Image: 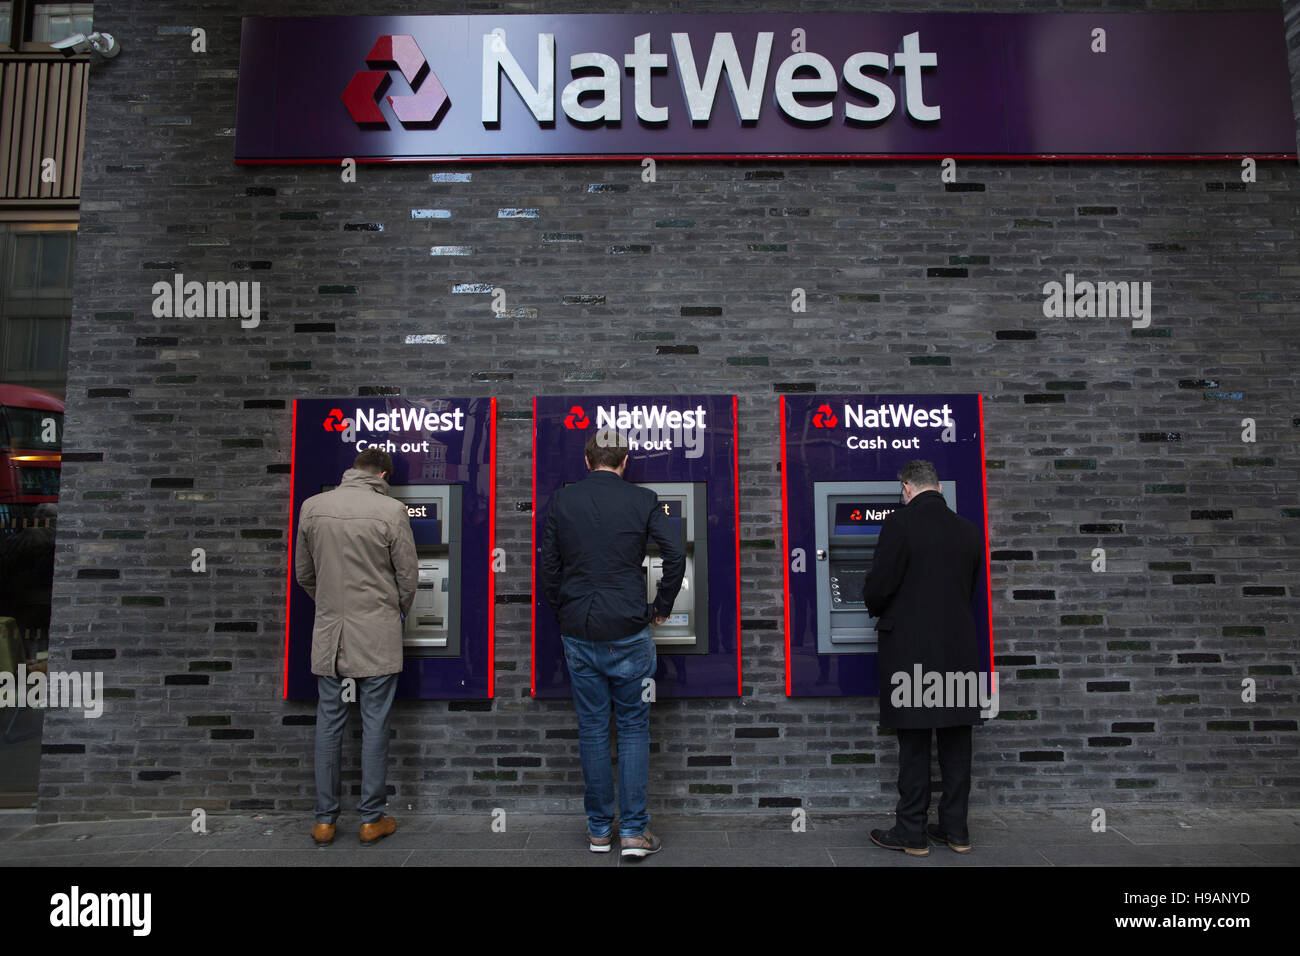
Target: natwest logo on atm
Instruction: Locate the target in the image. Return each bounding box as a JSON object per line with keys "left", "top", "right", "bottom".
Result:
{"left": 593, "top": 403, "right": 708, "bottom": 430}
{"left": 841, "top": 401, "right": 953, "bottom": 428}
{"left": 811, "top": 404, "right": 839, "bottom": 428}
{"left": 353, "top": 406, "right": 465, "bottom": 433}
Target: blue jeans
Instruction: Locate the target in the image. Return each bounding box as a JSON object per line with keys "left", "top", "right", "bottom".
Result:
{"left": 314, "top": 673, "right": 399, "bottom": 825}
{"left": 562, "top": 628, "right": 656, "bottom": 838}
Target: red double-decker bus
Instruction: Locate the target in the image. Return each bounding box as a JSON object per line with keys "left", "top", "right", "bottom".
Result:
{"left": 0, "top": 385, "right": 63, "bottom": 523}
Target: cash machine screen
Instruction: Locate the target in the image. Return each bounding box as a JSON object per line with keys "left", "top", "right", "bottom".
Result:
{"left": 406, "top": 502, "right": 442, "bottom": 547}
{"left": 833, "top": 501, "right": 899, "bottom": 536}
{"left": 653, "top": 498, "right": 686, "bottom": 550}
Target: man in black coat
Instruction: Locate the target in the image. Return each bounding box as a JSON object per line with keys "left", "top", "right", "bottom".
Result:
{"left": 862, "top": 459, "right": 984, "bottom": 856}
{"left": 540, "top": 428, "right": 684, "bottom": 859}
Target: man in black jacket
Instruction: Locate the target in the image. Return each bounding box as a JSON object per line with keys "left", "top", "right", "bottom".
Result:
{"left": 862, "top": 459, "right": 983, "bottom": 857}
{"left": 540, "top": 429, "right": 684, "bottom": 859}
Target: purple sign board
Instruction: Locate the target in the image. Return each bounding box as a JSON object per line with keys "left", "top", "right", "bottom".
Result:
{"left": 236, "top": 12, "right": 1296, "bottom": 163}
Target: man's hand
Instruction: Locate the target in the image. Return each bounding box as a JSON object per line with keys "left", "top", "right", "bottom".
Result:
{"left": 653, "top": 615, "right": 666, "bottom": 625}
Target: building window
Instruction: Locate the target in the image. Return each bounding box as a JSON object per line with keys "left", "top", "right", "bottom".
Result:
{"left": 29, "top": 3, "right": 91, "bottom": 44}
{"left": 0, "top": 226, "right": 75, "bottom": 397}
{"left": 0, "top": 4, "right": 13, "bottom": 49}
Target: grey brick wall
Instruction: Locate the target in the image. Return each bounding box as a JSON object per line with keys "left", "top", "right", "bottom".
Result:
{"left": 36, "top": 0, "right": 1300, "bottom": 821}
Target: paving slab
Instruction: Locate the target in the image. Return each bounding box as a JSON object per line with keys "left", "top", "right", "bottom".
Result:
{"left": 0, "top": 810, "right": 1294, "bottom": 866}
{"left": 828, "top": 845, "right": 1053, "bottom": 866}
{"left": 402, "top": 849, "right": 612, "bottom": 867}
{"left": 1111, "top": 825, "right": 1300, "bottom": 846}
{"left": 613, "top": 846, "right": 837, "bottom": 867}
{"left": 193, "top": 848, "right": 416, "bottom": 867}
{"left": 1036, "top": 843, "right": 1272, "bottom": 867}
{"left": 1237, "top": 844, "right": 1300, "bottom": 864}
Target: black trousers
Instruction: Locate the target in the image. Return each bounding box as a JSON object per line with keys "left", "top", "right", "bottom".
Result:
{"left": 894, "top": 725, "right": 972, "bottom": 845}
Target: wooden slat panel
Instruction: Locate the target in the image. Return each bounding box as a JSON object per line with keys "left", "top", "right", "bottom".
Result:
{"left": 17, "top": 62, "right": 38, "bottom": 197}
{"left": 70, "top": 61, "right": 85, "bottom": 200}
{"left": 32, "top": 59, "right": 51, "bottom": 198}
{"left": 0, "top": 63, "right": 23, "bottom": 196}
{"left": 0, "top": 64, "right": 12, "bottom": 196}
{"left": 53, "top": 63, "right": 70, "bottom": 199}
{"left": 0, "top": 59, "right": 86, "bottom": 203}
{"left": 41, "top": 62, "right": 62, "bottom": 198}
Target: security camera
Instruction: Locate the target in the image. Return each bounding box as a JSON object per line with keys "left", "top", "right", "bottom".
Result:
{"left": 50, "top": 31, "right": 119, "bottom": 59}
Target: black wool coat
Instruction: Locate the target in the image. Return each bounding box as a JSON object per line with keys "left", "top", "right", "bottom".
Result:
{"left": 862, "top": 489, "right": 984, "bottom": 728}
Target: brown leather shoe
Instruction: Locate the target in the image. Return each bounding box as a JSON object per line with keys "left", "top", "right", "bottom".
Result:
{"left": 359, "top": 815, "right": 397, "bottom": 846}
{"left": 311, "top": 823, "right": 335, "bottom": 846}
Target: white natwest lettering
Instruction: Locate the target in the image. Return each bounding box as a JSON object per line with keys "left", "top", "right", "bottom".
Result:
{"left": 595, "top": 405, "right": 708, "bottom": 430}
{"left": 843, "top": 403, "right": 953, "bottom": 429}
{"left": 353, "top": 407, "right": 466, "bottom": 433}
{"left": 482, "top": 31, "right": 939, "bottom": 128}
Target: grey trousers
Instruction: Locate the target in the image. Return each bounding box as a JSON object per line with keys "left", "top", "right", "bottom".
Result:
{"left": 314, "top": 673, "right": 399, "bottom": 825}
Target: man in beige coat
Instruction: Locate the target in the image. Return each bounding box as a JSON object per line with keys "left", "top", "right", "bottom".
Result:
{"left": 295, "top": 447, "right": 417, "bottom": 846}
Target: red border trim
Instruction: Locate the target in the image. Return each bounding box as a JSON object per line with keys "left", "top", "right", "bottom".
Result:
{"left": 530, "top": 395, "right": 538, "bottom": 698}
{"left": 283, "top": 399, "right": 298, "bottom": 699}
{"left": 779, "top": 395, "right": 792, "bottom": 697}
{"left": 237, "top": 152, "right": 1297, "bottom": 165}
{"left": 488, "top": 397, "right": 498, "bottom": 698}
{"left": 732, "top": 394, "right": 742, "bottom": 697}
{"left": 978, "top": 394, "right": 995, "bottom": 674}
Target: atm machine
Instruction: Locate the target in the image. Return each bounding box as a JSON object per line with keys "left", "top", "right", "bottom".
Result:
{"left": 531, "top": 393, "right": 741, "bottom": 698}
{"left": 780, "top": 393, "right": 991, "bottom": 697}
{"left": 390, "top": 484, "right": 462, "bottom": 658}
{"left": 813, "top": 480, "right": 955, "bottom": 654}
{"left": 639, "top": 481, "right": 708, "bottom": 655}
{"left": 285, "top": 396, "right": 496, "bottom": 700}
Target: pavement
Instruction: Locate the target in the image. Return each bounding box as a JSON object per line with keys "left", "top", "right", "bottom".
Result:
{"left": 0, "top": 807, "right": 1297, "bottom": 866}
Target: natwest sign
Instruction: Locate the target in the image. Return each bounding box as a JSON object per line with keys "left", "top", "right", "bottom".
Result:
{"left": 235, "top": 12, "right": 1296, "bottom": 163}
{"left": 354, "top": 406, "right": 465, "bottom": 433}
{"left": 593, "top": 403, "right": 708, "bottom": 431}
{"left": 479, "top": 30, "right": 938, "bottom": 127}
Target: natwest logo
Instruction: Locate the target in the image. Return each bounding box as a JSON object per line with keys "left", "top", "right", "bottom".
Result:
{"left": 594, "top": 404, "right": 707, "bottom": 430}
{"left": 843, "top": 402, "right": 953, "bottom": 429}
{"left": 812, "top": 404, "right": 838, "bottom": 428}
{"left": 342, "top": 34, "right": 450, "bottom": 128}
{"left": 564, "top": 406, "right": 590, "bottom": 429}
{"left": 322, "top": 408, "right": 350, "bottom": 432}
{"left": 354, "top": 406, "right": 465, "bottom": 433}
{"left": 483, "top": 31, "right": 939, "bottom": 128}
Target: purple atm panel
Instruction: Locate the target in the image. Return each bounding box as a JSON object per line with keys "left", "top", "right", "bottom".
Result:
{"left": 285, "top": 397, "right": 496, "bottom": 700}
{"left": 532, "top": 395, "right": 741, "bottom": 699}
{"left": 781, "top": 394, "right": 993, "bottom": 698}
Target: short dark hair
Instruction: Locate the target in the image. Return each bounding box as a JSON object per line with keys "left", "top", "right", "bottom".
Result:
{"left": 354, "top": 447, "right": 394, "bottom": 477}
{"left": 898, "top": 459, "right": 939, "bottom": 489}
{"left": 585, "top": 428, "right": 629, "bottom": 469}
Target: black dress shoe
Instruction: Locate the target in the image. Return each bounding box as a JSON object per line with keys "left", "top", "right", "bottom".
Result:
{"left": 870, "top": 827, "right": 929, "bottom": 857}
{"left": 926, "top": 823, "right": 972, "bottom": 853}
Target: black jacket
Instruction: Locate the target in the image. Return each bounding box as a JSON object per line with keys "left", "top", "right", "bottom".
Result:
{"left": 540, "top": 469, "right": 685, "bottom": 641}
{"left": 862, "top": 489, "right": 983, "bottom": 728}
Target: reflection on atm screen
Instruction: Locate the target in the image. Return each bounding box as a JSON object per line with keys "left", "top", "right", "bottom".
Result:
{"left": 833, "top": 501, "right": 898, "bottom": 535}
{"left": 409, "top": 512, "right": 442, "bottom": 547}
{"left": 654, "top": 498, "right": 687, "bottom": 550}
